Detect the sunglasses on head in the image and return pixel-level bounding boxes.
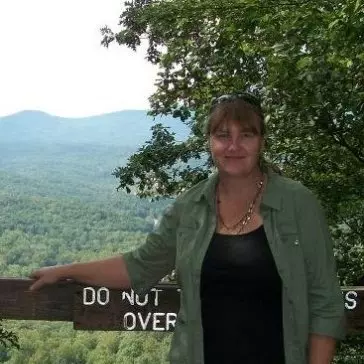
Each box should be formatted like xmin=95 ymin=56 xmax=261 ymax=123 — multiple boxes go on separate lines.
xmin=210 ymin=92 xmax=262 ymax=112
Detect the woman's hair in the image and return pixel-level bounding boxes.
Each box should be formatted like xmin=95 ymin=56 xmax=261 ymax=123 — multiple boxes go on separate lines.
xmin=204 ymin=94 xmax=265 ymax=137
xmin=203 ymin=92 xmax=282 ymax=175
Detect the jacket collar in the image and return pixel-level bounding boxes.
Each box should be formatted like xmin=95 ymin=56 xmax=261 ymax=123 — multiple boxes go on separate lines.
xmin=192 ymin=167 xmax=282 ymax=211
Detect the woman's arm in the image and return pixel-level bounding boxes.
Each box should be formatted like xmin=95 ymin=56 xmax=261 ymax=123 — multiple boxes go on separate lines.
xmin=30 ymin=201 xmax=179 ymax=293
xmin=29 ymin=255 xmax=131 ymax=290
xmin=294 ymin=187 xmax=346 ymax=359
xmin=308 ymin=334 xmax=336 ymax=364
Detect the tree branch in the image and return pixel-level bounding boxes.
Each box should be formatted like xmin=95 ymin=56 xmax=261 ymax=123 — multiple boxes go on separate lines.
xmin=332 ymin=132 xmax=364 ymax=165
xmin=343 ymin=218 xmax=363 ymax=239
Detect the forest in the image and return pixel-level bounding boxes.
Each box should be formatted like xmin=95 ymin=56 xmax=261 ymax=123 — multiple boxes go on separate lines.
xmin=0 ymin=143 xmax=173 ymax=363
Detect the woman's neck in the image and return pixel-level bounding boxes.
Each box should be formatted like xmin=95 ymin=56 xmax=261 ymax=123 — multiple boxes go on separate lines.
xmin=217 ymin=168 xmax=265 ymax=200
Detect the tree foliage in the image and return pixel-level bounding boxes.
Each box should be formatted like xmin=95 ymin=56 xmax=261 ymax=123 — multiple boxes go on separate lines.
xmin=0 ymin=321 xmax=19 ymax=349
xmin=0 ymin=320 xmax=19 ymax=362
xmin=2 ymin=323 xmax=171 ymax=364
xmin=0 ymin=164 xmax=172 ymax=363
xmin=101 ymin=0 xmax=364 ymax=284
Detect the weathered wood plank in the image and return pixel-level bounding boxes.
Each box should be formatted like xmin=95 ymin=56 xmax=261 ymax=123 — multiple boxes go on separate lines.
xmin=342 ymin=287 xmax=364 ymax=334
xmin=1 ymin=278 xmax=363 ymax=333
xmin=0 ymin=278 xmax=75 ymax=321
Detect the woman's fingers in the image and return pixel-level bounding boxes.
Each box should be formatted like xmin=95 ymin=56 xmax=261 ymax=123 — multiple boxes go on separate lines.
xmin=29 ymin=277 xmax=45 ymax=291
xmin=28 ymin=269 xmax=41 ymax=280
xmin=28 ymin=267 xmax=58 ymax=291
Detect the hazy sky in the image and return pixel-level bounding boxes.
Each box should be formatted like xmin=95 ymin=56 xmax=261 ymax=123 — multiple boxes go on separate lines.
xmin=0 ymin=0 xmax=159 ymax=117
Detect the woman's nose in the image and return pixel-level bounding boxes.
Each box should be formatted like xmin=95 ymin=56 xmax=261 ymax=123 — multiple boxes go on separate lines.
xmin=227 ymin=136 xmax=243 ymax=149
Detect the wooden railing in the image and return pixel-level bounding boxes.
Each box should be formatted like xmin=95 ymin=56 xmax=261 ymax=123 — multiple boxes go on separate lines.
xmin=1 ymin=278 xmax=363 ymax=333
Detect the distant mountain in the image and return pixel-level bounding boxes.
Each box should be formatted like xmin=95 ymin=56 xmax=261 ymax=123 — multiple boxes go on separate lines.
xmin=0 ymin=110 xmax=191 ymax=147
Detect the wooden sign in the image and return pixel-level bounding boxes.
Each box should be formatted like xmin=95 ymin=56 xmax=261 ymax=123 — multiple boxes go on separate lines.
xmin=73 ymin=284 xmax=180 ymax=331
xmin=0 ymin=279 xmax=363 ymax=333
xmin=73 ymin=285 xmax=364 ymax=332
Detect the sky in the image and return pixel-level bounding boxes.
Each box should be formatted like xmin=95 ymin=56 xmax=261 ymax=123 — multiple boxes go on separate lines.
xmin=0 ymin=0 xmax=159 ymax=117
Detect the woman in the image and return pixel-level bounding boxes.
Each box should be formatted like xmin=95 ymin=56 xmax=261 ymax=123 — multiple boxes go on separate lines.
xmin=29 ymin=93 xmax=346 ymax=364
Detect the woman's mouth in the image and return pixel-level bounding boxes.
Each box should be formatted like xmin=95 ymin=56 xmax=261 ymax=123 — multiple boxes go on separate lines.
xmin=225 ymin=156 xmax=245 ymax=159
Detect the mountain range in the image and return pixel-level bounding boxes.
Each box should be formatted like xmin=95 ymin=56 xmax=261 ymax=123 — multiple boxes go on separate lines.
xmin=0 ymin=110 xmax=191 ymax=147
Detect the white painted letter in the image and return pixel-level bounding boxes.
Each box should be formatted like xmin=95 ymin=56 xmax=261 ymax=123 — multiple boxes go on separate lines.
xmin=123 ymin=312 xmax=136 ymax=330
xmin=151 ymin=288 xmax=163 ymax=306
xmin=122 ymin=290 xmax=135 ymax=305
xmin=135 ymin=293 xmax=148 ymax=306
xmin=83 ymin=287 xmax=95 ymax=305
xmin=166 ymin=313 xmax=177 ymax=330
xmin=138 ymin=312 xmax=151 ymax=330
xmin=97 ymin=287 xmax=110 ymax=305
xmin=345 ymin=291 xmax=358 ymax=310
xmin=152 ymin=313 xmax=165 ymax=331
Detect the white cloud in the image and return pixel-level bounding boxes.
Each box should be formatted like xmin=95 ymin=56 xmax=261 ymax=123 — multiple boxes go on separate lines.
xmin=0 ymin=0 xmax=159 ymax=117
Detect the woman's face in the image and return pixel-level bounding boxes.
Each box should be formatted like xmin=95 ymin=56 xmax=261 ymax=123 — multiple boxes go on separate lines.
xmin=209 ymin=119 xmax=264 ymax=177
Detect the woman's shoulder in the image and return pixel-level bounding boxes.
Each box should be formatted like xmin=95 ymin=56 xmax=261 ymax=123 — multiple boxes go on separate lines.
xmin=271 ymin=172 xmax=321 ymax=209
xmin=162 ymin=177 xmax=212 ymax=222
xmin=271 ymin=171 xmax=312 ymax=194
xmin=174 ymin=172 xmax=216 ymax=204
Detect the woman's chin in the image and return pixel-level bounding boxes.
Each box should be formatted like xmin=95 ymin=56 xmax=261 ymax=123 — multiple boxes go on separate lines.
xmin=219 ymin=165 xmax=251 ymax=177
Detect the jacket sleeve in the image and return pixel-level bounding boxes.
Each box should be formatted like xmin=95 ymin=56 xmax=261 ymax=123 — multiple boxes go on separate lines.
xmin=122 ymin=201 xmax=178 ymax=296
xmin=295 ymin=187 xmax=346 ymax=340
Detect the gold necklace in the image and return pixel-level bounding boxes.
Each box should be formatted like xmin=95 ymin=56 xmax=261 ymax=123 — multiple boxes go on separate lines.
xmin=216 ymin=176 xmax=264 ymax=234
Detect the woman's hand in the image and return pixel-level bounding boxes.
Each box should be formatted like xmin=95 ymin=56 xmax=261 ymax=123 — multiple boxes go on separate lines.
xmin=28 ymin=265 xmax=68 ymax=291
xmin=28 ymin=256 xmax=131 ymax=291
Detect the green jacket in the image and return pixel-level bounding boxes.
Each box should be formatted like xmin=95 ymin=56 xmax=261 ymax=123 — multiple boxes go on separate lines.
xmin=123 ymin=168 xmax=346 ymax=364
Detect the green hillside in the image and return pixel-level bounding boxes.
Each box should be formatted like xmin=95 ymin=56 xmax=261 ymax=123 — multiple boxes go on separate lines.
xmin=0 ymin=142 xmax=174 ymax=363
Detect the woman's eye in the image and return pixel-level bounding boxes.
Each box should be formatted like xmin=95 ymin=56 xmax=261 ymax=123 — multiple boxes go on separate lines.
xmin=216 ymin=133 xmax=229 ymax=138
xmin=214 ymin=131 xmax=255 ymax=139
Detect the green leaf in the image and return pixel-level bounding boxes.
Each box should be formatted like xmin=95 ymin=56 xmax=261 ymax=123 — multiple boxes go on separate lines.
xmin=354 ymin=0 xmax=362 ymax=13
xmin=296 ymin=56 xmax=313 ymax=70
xmin=328 ymin=19 xmax=340 ymax=29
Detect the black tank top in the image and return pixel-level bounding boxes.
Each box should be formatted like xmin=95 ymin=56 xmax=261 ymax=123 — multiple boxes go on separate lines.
xmin=200 ymin=225 xmax=285 ymax=364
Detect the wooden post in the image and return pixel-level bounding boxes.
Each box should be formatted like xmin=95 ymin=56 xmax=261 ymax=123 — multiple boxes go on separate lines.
xmin=1 ymin=278 xmax=363 ymax=333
